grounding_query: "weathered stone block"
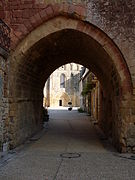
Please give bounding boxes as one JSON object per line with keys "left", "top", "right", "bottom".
{"left": 30, "top": 13, "right": 43, "bottom": 28}
{"left": 39, "top": 9, "right": 48, "bottom": 21}
{"left": 127, "top": 123, "right": 135, "bottom": 147}
{"left": 45, "top": 5, "right": 54, "bottom": 19}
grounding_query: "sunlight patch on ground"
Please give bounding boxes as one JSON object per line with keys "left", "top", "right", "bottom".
{"left": 48, "top": 107, "right": 79, "bottom": 110}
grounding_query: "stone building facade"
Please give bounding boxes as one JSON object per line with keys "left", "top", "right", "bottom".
{"left": 80, "top": 70, "right": 102, "bottom": 128}
{"left": 80, "top": 70, "right": 117, "bottom": 143}
{"left": 44, "top": 63, "right": 83, "bottom": 107}
{"left": 79, "top": 68, "right": 90, "bottom": 112}
{"left": 91, "top": 80, "right": 100, "bottom": 121}
{"left": 0, "top": 0, "right": 135, "bottom": 152}
{"left": 79, "top": 69, "right": 98, "bottom": 115}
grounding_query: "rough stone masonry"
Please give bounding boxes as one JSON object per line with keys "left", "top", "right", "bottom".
{"left": 0, "top": 0, "right": 135, "bottom": 153}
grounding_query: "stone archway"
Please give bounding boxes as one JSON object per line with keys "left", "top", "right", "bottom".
{"left": 8, "top": 16, "right": 133, "bottom": 152}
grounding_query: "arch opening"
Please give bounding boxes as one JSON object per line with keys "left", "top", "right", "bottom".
{"left": 43, "top": 63, "right": 83, "bottom": 108}
{"left": 8, "top": 16, "right": 133, "bottom": 152}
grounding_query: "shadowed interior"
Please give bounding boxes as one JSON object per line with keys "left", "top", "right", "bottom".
{"left": 8, "top": 29, "right": 131, "bottom": 151}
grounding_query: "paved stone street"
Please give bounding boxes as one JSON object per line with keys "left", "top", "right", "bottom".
{"left": 0, "top": 109, "right": 135, "bottom": 180}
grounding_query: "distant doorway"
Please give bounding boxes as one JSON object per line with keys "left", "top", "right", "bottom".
{"left": 59, "top": 100, "right": 62, "bottom": 106}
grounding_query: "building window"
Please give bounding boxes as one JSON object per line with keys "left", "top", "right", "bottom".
{"left": 60, "top": 74, "right": 66, "bottom": 88}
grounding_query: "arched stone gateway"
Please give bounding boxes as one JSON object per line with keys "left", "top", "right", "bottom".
{"left": 6, "top": 15, "right": 133, "bottom": 152}
{"left": 1, "top": 1, "right": 135, "bottom": 152}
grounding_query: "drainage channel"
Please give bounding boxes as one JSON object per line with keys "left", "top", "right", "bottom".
{"left": 60, "top": 153, "right": 81, "bottom": 159}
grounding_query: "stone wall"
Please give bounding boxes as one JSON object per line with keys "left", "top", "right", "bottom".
{"left": 0, "top": 0, "right": 135, "bottom": 152}
{"left": 0, "top": 52, "right": 9, "bottom": 152}
{"left": 7, "top": 56, "right": 44, "bottom": 148}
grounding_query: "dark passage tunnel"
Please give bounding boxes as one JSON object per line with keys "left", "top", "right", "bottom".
{"left": 8, "top": 18, "right": 132, "bottom": 152}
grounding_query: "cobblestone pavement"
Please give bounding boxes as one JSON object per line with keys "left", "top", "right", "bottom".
{"left": 0, "top": 109, "right": 135, "bottom": 180}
